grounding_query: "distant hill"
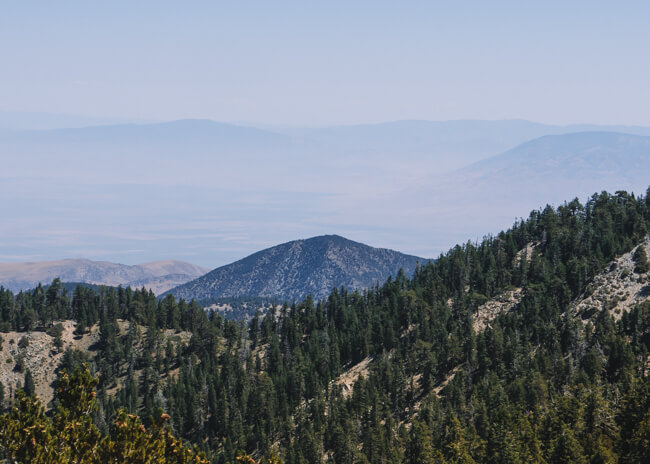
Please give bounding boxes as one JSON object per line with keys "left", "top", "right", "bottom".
{"left": 271, "top": 119, "right": 650, "bottom": 171}
{"left": 392, "top": 131, "right": 650, "bottom": 245}
{"left": 0, "top": 259, "right": 209, "bottom": 294}
{"left": 6, "top": 118, "right": 650, "bottom": 187}
{"left": 0, "top": 119, "right": 293, "bottom": 187}
{"left": 163, "top": 235, "right": 427, "bottom": 304}
{"left": 2, "top": 118, "right": 290, "bottom": 146}
{"left": 460, "top": 131, "right": 650, "bottom": 180}
{"left": 444, "top": 131, "right": 650, "bottom": 205}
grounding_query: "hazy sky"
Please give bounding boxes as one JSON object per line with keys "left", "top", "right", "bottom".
{"left": 2, "top": 1, "right": 649, "bottom": 126}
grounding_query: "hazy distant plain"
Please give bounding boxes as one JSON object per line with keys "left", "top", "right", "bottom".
{"left": 2, "top": 117, "right": 650, "bottom": 267}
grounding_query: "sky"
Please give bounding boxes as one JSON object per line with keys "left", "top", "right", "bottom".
{"left": 1, "top": 1, "right": 650, "bottom": 270}
{"left": 1, "top": 1, "right": 649, "bottom": 126}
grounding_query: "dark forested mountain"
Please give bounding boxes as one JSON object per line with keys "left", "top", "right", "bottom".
{"left": 2, "top": 188, "right": 650, "bottom": 463}
{"left": 164, "top": 235, "right": 426, "bottom": 303}
{"left": 0, "top": 259, "right": 208, "bottom": 294}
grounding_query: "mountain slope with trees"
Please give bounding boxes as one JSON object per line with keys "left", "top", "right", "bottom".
{"left": 1, "top": 188, "right": 650, "bottom": 463}
{"left": 164, "top": 235, "right": 426, "bottom": 304}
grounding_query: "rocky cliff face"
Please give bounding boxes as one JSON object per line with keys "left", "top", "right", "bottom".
{"left": 164, "top": 235, "right": 427, "bottom": 303}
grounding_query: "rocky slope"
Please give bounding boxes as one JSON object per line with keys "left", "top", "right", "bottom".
{"left": 0, "top": 259, "right": 209, "bottom": 295}
{"left": 0, "top": 321, "right": 99, "bottom": 405}
{"left": 164, "top": 235, "right": 427, "bottom": 303}
{"left": 469, "top": 236, "right": 650, "bottom": 333}
{"left": 573, "top": 237, "right": 650, "bottom": 321}
{"left": 0, "top": 320, "right": 191, "bottom": 406}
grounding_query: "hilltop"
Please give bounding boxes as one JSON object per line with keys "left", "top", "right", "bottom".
{"left": 163, "top": 235, "right": 427, "bottom": 305}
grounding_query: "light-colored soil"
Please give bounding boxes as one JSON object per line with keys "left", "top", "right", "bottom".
{"left": 0, "top": 321, "right": 99, "bottom": 406}
{"left": 0, "top": 319, "right": 192, "bottom": 408}
{"left": 334, "top": 357, "right": 372, "bottom": 398}
{"left": 472, "top": 288, "right": 523, "bottom": 332}
{"left": 574, "top": 237, "right": 650, "bottom": 321}
{"left": 433, "top": 366, "right": 460, "bottom": 396}
{"left": 204, "top": 303, "right": 235, "bottom": 314}
{"left": 514, "top": 242, "right": 538, "bottom": 265}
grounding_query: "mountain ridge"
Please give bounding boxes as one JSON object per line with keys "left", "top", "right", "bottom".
{"left": 0, "top": 258, "right": 209, "bottom": 294}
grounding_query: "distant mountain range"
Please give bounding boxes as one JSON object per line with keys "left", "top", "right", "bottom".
{"left": 4, "top": 118, "right": 650, "bottom": 268}
{"left": 460, "top": 131, "right": 650, "bottom": 180}
{"left": 0, "top": 259, "right": 209, "bottom": 294}
{"left": 4, "top": 118, "right": 650, "bottom": 187}
{"left": 366, "top": 131, "right": 650, "bottom": 253}
{"left": 163, "top": 235, "right": 427, "bottom": 304}
{"left": 439, "top": 131, "right": 650, "bottom": 208}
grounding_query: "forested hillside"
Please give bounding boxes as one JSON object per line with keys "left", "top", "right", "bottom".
{"left": 1, "top": 188, "right": 650, "bottom": 463}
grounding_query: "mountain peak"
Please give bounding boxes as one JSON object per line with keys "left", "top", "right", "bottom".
{"left": 164, "top": 236, "right": 427, "bottom": 304}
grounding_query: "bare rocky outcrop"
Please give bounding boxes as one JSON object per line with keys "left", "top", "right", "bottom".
{"left": 0, "top": 320, "right": 192, "bottom": 407}
{"left": 472, "top": 288, "right": 524, "bottom": 332}
{"left": 334, "top": 357, "right": 373, "bottom": 398}
{"left": 0, "top": 321, "right": 99, "bottom": 405}
{"left": 574, "top": 237, "right": 650, "bottom": 321}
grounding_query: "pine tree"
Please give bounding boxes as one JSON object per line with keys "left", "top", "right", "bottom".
{"left": 443, "top": 415, "right": 477, "bottom": 464}
{"left": 549, "top": 424, "right": 587, "bottom": 464}
{"left": 0, "top": 365, "right": 208, "bottom": 463}
{"left": 634, "top": 245, "right": 649, "bottom": 274}
{"left": 405, "top": 421, "right": 444, "bottom": 464}
{"left": 23, "top": 369, "right": 35, "bottom": 397}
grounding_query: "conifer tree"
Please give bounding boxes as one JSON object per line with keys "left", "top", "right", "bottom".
{"left": 634, "top": 245, "right": 649, "bottom": 274}
{"left": 0, "top": 365, "right": 207, "bottom": 464}
{"left": 23, "top": 369, "right": 35, "bottom": 397}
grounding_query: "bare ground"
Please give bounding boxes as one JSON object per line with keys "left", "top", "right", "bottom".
{"left": 334, "top": 357, "right": 372, "bottom": 398}
{"left": 574, "top": 237, "right": 650, "bottom": 321}
{"left": 0, "top": 321, "right": 99, "bottom": 405}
